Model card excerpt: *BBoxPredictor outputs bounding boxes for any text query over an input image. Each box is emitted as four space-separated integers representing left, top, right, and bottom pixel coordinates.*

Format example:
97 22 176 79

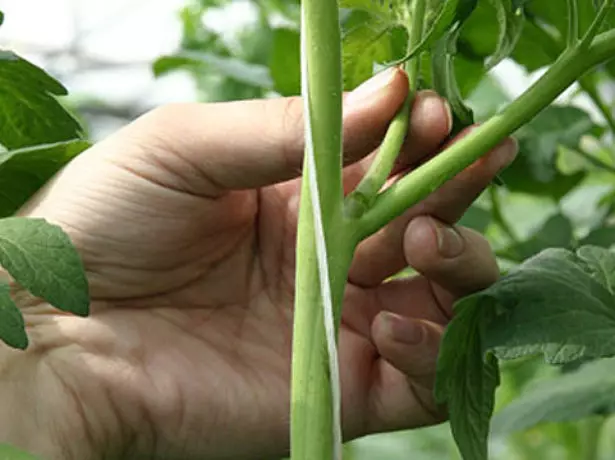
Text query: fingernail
414 91 453 135
432 218 464 258
384 312 424 345
345 68 398 107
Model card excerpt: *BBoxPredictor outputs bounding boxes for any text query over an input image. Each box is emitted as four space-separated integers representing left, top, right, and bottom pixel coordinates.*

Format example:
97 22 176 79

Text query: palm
24 150 441 457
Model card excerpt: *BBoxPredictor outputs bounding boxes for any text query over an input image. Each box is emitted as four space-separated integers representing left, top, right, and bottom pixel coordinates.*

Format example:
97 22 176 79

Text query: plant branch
581 0 613 48
344 0 427 218
355 28 615 239
567 0 580 47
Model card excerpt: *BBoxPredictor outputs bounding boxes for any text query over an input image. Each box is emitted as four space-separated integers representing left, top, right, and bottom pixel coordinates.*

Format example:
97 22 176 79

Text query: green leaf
466 74 510 121
526 0 615 42
492 357 615 435
0 140 90 217
339 0 409 20
0 52 83 149
485 247 615 362
501 106 596 200
269 28 301 96
393 0 478 64
0 283 27 349
485 0 525 69
153 51 273 90
519 106 596 182
437 246 615 460
497 213 575 262
0 444 39 459
580 226 615 248
500 157 585 200
0 217 89 316
459 205 492 233
341 10 404 90
435 301 499 460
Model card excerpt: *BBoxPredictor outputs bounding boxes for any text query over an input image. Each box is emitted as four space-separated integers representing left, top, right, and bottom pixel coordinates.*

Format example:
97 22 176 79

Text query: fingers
348 136 516 287
342 220 498 337
348 222 497 433
115 67 410 196
361 313 447 432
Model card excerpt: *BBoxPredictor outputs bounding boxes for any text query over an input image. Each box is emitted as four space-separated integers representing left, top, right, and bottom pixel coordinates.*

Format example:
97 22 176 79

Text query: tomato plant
290 1 615 460
2 1 615 459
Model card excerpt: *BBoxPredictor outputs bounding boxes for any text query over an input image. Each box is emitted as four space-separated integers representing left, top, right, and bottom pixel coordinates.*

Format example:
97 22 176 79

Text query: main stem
291 1 429 458
290 1 349 459
357 29 615 239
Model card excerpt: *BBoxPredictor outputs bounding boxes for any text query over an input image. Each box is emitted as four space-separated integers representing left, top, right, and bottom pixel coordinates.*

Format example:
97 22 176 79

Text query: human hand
1 68 516 459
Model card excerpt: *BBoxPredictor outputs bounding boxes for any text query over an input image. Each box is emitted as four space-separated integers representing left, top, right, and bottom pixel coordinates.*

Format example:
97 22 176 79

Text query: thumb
126 67 409 194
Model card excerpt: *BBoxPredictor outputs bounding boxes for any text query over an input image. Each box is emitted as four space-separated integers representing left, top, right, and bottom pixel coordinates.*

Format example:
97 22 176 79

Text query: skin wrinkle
129 106 226 198
143 310 278 459
47 361 102 458
406 377 445 426
426 278 454 321
89 212 256 303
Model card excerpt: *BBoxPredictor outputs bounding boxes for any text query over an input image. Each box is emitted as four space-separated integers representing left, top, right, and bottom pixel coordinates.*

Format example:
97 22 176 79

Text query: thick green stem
345 0 427 218
291 183 353 459
290 1 348 459
356 29 615 239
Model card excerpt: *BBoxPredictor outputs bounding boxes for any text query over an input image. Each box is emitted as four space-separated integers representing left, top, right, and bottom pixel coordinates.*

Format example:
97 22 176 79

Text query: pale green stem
291 1 432 458
580 0 613 48
355 29 615 239
290 0 347 459
345 0 427 218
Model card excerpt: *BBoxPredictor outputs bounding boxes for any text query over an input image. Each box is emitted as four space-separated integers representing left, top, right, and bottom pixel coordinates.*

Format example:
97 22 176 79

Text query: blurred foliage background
4 0 615 458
